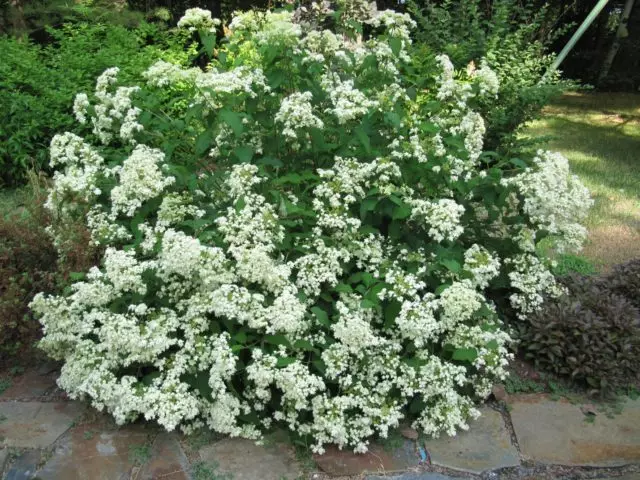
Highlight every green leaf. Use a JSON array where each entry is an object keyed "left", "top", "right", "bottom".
[
  {"left": 360, "top": 298, "right": 377, "bottom": 309},
  {"left": 267, "top": 69, "right": 286, "bottom": 89},
  {"left": 355, "top": 126, "right": 371, "bottom": 153},
  {"left": 265, "top": 334, "right": 289, "bottom": 346},
  {"left": 389, "top": 37, "right": 403, "bottom": 56},
  {"left": 200, "top": 33, "right": 217, "bottom": 55},
  {"left": 360, "top": 197, "right": 378, "bottom": 220},
  {"left": 293, "top": 339, "right": 314, "bottom": 350},
  {"left": 195, "top": 130, "right": 213, "bottom": 156},
  {"left": 384, "top": 300, "right": 401, "bottom": 329},
  {"left": 452, "top": 347, "right": 478, "bottom": 362},
  {"left": 392, "top": 203, "right": 411, "bottom": 220},
  {"left": 220, "top": 109, "right": 244, "bottom": 136},
  {"left": 312, "top": 359, "right": 326, "bottom": 374},
  {"left": 311, "top": 306, "right": 330, "bottom": 326},
  {"left": 233, "top": 145, "right": 254, "bottom": 163},
  {"left": 441, "top": 259, "right": 461, "bottom": 273},
  {"left": 335, "top": 283, "right": 353, "bottom": 293},
  {"left": 384, "top": 111, "right": 401, "bottom": 127},
  {"left": 69, "top": 272, "right": 85, "bottom": 281},
  {"left": 141, "top": 371, "right": 161, "bottom": 386},
  {"left": 257, "top": 156, "right": 283, "bottom": 168},
  {"left": 276, "top": 357, "right": 297, "bottom": 367}
]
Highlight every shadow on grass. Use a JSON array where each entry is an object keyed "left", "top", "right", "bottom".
[{"left": 527, "top": 116, "right": 640, "bottom": 196}]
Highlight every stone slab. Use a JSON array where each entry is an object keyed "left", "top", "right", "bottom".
[
  {"left": 422, "top": 406, "right": 519, "bottom": 474},
  {"left": 35, "top": 424, "right": 150, "bottom": 480},
  {"left": 0, "top": 402, "right": 85, "bottom": 448},
  {"left": 314, "top": 440, "right": 422, "bottom": 476},
  {"left": 139, "top": 432, "right": 190, "bottom": 480},
  {"left": 366, "top": 474, "right": 466, "bottom": 480},
  {"left": 594, "top": 475, "right": 640, "bottom": 480},
  {"left": 0, "top": 448, "right": 8, "bottom": 473},
  {"left": 200, "top": 437, "right": 303, "bottom": 480},
  {"left": 0, "top": 370, "right": 58, "bottom": 400},
  {"left": 5, "top": 449, "right": 41, "bottom": 480},
  {"left": 509, "top": 394, "right": 640, "bottom": 466}
]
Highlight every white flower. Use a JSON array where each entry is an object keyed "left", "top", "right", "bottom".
[
  {"left": 503, "top": 150, "right": 592, "bottom": 252},
  {"left": 409, "top": 198, "right": 465, "bottom": 242},
  {"left": 177, "top": 7, "right": 221, "bottom": 32},
  {"left": 275, "top": 91, "right": 324, "bottom": 140},
  {"left": 73, "top": 93, "right": 90, "bottom": 124},
  {"left": 111, "top": 144, "right": 175, "bottom": 217}
]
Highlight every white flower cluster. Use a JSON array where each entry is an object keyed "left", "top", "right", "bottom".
[
  {"left": 409, "top": 198, "right": 465, "bottom": 242},
  {"left": 464, "top": 244, "right": 501, "bottom": 289},
  {"left": 34, "top": 7, "right": 590, "bottom": 455},
  {"left": 177, "top": 7, "right": 221, "bottom": 32},
  {"left": 503, "top": 150, "right": 592, "bottom": 252},
  {"left": 275, "top": 91, "right": 324, "bottom": 141}
]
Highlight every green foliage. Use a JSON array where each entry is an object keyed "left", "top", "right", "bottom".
[
  {"left": 407, "top": 0, "right": 574, "bottom": 150},
  {"left": 0, "top": 377, "right": 11, "bottom": 395},
  {"left": 551, "top": 254, "right": 597, "bottom": 277},
  {"left": 517, "top": 274, "right": 640, "bottom": 396},
  {"left": 128, "top": 443, "right": 152, "bottom": 465},
  {"left": 503, "top": 375, "right": 545, "bottom": 394},
  {"left": 191, "top": 461, "right": 232, "bottom": 480},
  {"left": 0, "top": 20, "right": 191, "bottom": 186}
]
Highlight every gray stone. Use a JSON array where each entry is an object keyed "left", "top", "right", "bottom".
[
  {"left": 0, "top": 370, "right": 58, "bottom": 400},
  {"left": 509, "top": 394, "right": 640, "bottom": 466},
  {"left": 0, "top": 448, "right": 8, "bottom": 473},
  {"left": 5, "top": 450, "right": 41, "bottom": 480},
  {"left": 139, "top": 432, "right": 190, "bottom": 480},
  {"left": 400, "top": 427, "right": 419, "bottom": 440},
  {"left": 0, "top": 402, "right": 85, "bottom": 448},
  {"left": 313, "top": 440, "right": 421, "bottom": 476},
  {"left": 422, "top": 406, "right": 519, "bottom": 474},
  {"left": 200, "top": 437, "right": 303, "bottom": 480},
  {"left": 35, "top": 423, "right": 151, "bottom": 480},
  {"left": 366, "top": 474, "right": 466, "bottom": 480},
  {"left": 593, "top": 475, "right": 640, "bottom": 480}
]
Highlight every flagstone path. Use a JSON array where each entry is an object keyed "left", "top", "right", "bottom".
[{"left": 1, "top": 369, "right": 640, "bottom": 479}]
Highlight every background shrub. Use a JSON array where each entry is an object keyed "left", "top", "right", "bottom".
[
  {"left": 0, "top": 174, "right": 99, "bottom": 365},
  {"left": 517, "top": 273, "right": 640, "bottom": 395},
  {"left": 0, "top": 175, "right": 57, "bottom": 363},
  {"left": 0, "top": 20, "right": 191, "bottom": 186},
  {"left": 407, "top": 0, "right": 574, "bottom": 151}
]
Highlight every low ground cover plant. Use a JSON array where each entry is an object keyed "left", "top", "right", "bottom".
[
  {"left": 518, "top": 272, "right": 640, "bottom": 395},
  {"left": 31, "top": 5, "right": 591, "bottom": 452}
]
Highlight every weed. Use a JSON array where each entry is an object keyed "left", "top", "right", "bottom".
[
  {"left": 83, "top": 430, "right": 94, "bottom": 440},
  {"left": 191, "top": 461, "right": 233, "bottom": 480},
  {"left": 0, "top": 378, "right": 11, "bottom": 395},
  {"left": 187, "top": 428, "right": 222, "bottom": 451},
  {"left": 9, "top": 366, "right": 24, "bottom": 376},
  {"left": 504, "top": 375, "right": 545, "bottom": 395},
  {"left": 128, "top": 443, "right": 152, "bottom": 465},
  {"left": 380, "top": 428, "right": 405, "bottom": 452}
]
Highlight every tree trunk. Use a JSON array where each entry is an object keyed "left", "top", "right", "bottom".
[
  {"left": 9, "top": 0, "right": 27, "bottom": 36},
  {"left": 598, "top": 0, "right": 637, "bottom": 84}
]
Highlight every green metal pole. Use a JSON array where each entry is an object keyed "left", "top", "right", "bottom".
[{"left": 547, "top": 0, "right": 611, "bottom": 74}]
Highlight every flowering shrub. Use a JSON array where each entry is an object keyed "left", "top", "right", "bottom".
[{"left": 31, "top": 6, "right": 591, "bottom": 453}]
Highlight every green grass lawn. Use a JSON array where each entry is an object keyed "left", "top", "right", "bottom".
[{"left": 525, "top": 92, "right": 640, "bottom": 270}]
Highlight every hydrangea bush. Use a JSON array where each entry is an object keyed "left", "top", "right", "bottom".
[{"left": 31, "top": 6, "right": 591, "bottom": 453}]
